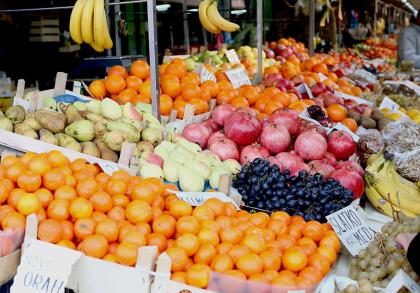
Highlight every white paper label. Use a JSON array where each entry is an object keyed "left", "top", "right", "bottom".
[
  {"left": 328, "top": 122, "right": 360, "bottom": 142},
  {"left": 334, "top": 91, "right": 374, "bottom": 107},
  {"left": 225, "top": 49, "right": 240, "bottom": 64},
  {"left": 13, "top": 97, "right": 32, "bottom": 112},
  {"left": 379, "top": 96, "right": 400, "bottom": 113},
  {"left": 296, "top": 83, "right": 314, "bottom": 99},
  {"left": 318, "top": 73, "right": 328, "bottom": 81},
  {"left": 326, "top": 204, "right": 376, "bottom": 256},
  {"left": 11, "top": 238, "right": 82, "bottom": 293},
  {"left": 354, "top": 69, "right": 377, "bottom": 83},
  {"left": 199, "top": 65, "right": 217, "bottom": 83},
  {"left": 225, "top": 68, "right": 251, "bottom": 89},
  {"left": 386, "top": 270, "right": 420, "bottom": 293},
  {"left": 168, "top": 190, "right": 239, "bottom": 210}
]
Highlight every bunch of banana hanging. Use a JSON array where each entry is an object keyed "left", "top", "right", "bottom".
[
  {"left": 69, "top": 0, "right": 113, "bottom": 52},
  {"left": 199, "top": 0, "right": 240, "bottom": 34},
  {"left": 364, "top": 153, "right": 420, "bottom": 218}
]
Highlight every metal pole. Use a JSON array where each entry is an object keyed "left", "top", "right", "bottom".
[
  {"left": 183, "top": 0, "right": 191, "bottom": 54},
  {"left": 114, "top": 0, "right": 122, "bottom": 57},
  {"left": 373, "top": 0, "right": 377, "bottom": 39},
  {"left": 105, "top": 0, "right": 112, "bottom": 56},
  {"left": 256, "top": 0, "right": 263, "bottom": 83},
  {"left": 309, "top": 0, "right": 315, "bottom": 56},
  {"left": 147, "top": 0, "right": 160, "bottom": 121}
]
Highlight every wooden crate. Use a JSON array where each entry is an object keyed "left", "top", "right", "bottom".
[{"left": 29, "top": 17, "right": 60, "bottom": 43}]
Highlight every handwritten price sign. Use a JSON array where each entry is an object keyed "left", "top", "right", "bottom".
[{"left": 225, "top": 68, "right": 251, "bottom": 89}]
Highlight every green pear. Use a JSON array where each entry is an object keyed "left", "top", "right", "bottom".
[
  {"left": 135, "top": 103, "right": 152, "bottom": 115},
  {"left": 185, "top": 58, "right": 196, "bottom": 72},
  {"left": 169, "top": 149, "right": 188, "bottom": 165},
  {"left": 106, "top": 121, "right": 140, "bottom": 143},
  {"left": 43, "top": 97, "right": 57, "bottom": 111},
  {"left": 203, "top": 150, "right": 222, "bottom": 167},
  {"left": 223, "top": 159, "right": 241, "bottom": 175},
  {"left": 175, "top": 139, "right": 202, "bottom": 153},
  {"left": 175, "top": 145, "right": 195, "bottom": 160},
  {"left": 163, "top": 158, "right": 180, "bottom": 182},
  {"left": 179, "top": 165, "right": 204, "bottom": 192},
  {"left": 86, "top": 100, "right": 101, "bottom": 115},
  {"left": 160, "top": 141, "right": 176, "bottom": 152},
  {"left": 139, "top": 161, "right": 164, "bottom": 180},
  {"left": 65, "top": 120, "right": 95, "bottom": 142},
  {"left": 184, "top": 160, "right": 211, "bottom": 180},
  {"left": 55, "top": 133, "right": 82, "bottom": 152},
  {"left": 209, "top": 166, "right": 230, "bottom": 189},
  {"left": 154, "top": 144, "right": 169, "bottom": 160},
  {"left": 194, "top": 152, "right": 212, "bottom": 168},
  {"left": 73, "top": 101, "right": 88, "bottom": 112}
]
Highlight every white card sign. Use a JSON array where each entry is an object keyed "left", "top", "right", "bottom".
[
  {"left": 318, "top": 73, "right": 328, "bottom": 81},
  {"left": 225, "top": 68, "right": 251, "bottom": 89},
  {"left": 225, "top": 49, "right": 240, "bottom": 64},
  {"left": 326, "top": 204, "right": 376, "bottom": 256},
  {"left": 168, "top": 190, "right": 239, "bottom": 210},
  {"left": 379, "top": 96, "right": 400, "bottom": 113},
  {"left": 11, "top": 238, "right": 82, "bottom": 293},
  {"left": 328, "top": 122, "right": 360, "bottom": 142},
  {"left": 198, "top": 65, "right": 217, "bottom": 83},
  {"left": 296, "top": 83, "right": 314, "bottom": 99},
  {"left": 386, "top": 270, "right": 420, "bottom": 293}
]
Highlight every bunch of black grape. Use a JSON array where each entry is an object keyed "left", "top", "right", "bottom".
[{"left": 233, "top": 158, "right": 353, "bottom": 222}]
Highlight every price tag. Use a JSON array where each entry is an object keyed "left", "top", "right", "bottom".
[
  {"left": 168, "top": 190, "right": 239, "bottom": 210},
  {"left": 11, "top": 238, "right": 82, "bottom": 293},
  {"left": 225, "top": 49, "right": 240, "bottom": 64},
  {"left": 379, "top": 96, "right": 400, "bottom": 113},
  {"left": 334, "top": 91, "right": 374, "bottom": 107},
  {"left": 97, "top": 161, "right": 120, "bottom": 176},
  {"left": 386, "top": 270, "right": 420, "bottom": 293},
  {"left": 198, "top": 65, "right": 217, "bottom": 83},
  {"left": 225, "top": 68, "right": 251, "bottom": 89},
  {"left": 328, "top": 122, "right": 360, "bottom": 142},
  {"left": 326, "top": 204, "right": 376, "bottom": 256},
  {"left": 318, "top": 73, "right": 328, "bottom": 81},
  {"left": 296, "top": 83, "right": 314, "bottom": 99}
]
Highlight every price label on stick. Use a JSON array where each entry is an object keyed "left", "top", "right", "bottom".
[
  {"left": 225, "top": 49, "right": 240, "bottom": 64},
  {"left": 199, "top": 65, "right": 217, "bottom": 83},
  {"left": 326, "top": 204, "right": 376, "bottom": 256},
  {"left": 379, "top": 97, "right": 400, "bottom": 113},
  {"left": 386, "top": 269, "right": 420, "bottom": 293},
  {"left": 225, "top": 68, "right": 251, "bottom": 89}
]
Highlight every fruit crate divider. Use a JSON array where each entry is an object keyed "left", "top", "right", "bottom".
[
  {"left": 218, "top": 174, "right": 242, "bottom": 208},
  {"left": 118, "top": 142, "right": 136, "bottom": 167},
  {"left": 1, "top": 150, "right": 17, "bottom": 162},
  {"left": 168, "top": 109, "right": 177, "bottom": 123},
  {"left": 53, "top": 72, "right": 68, "bottom": 97}
]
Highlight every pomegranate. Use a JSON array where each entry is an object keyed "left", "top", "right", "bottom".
[
  {"left": 311, "top": 83, "right": 327, "bottom": 97},
  {"left": 294, "top": 131, "right": 327, "bottom": 160},
  {"left": 224, "top": 111, "right": 262, "bottom": 145},
  {"left": 323, "top": 152, "right": 337, "bottom": 167},
  {"left": 203, "top": 118, "right": 220, "bottom": 133},
  {"left": 335, "top": 161, "right": 364, "bottom": 177},
  {"left": 209, "top": 138, "right": 239, "bottom": 161},
  {"left": 330, "top": 169, "right": 364, "bottom": 199},
  {"left": 299, "top": 120, "right": 327, "bottom": 138},
  {"left": 274, "top": 151, "right": 304, "bottom": 171},
  {"left": 268, "top": 108, "right": 300, "bottom": 136},
  {"left": 240, "top": 144, "right": 270, "bottom": 165},
  {"left": 308, "top": 160, "right": 334, "bottom": 178},
  {"left": 289, "top": 162, "right": 310, "bottom": 177},
  {"left": 207, "top": 130, "right": 226, "bottom": 147},
  {"left": 263, "top": 73, "right": 283, "bottom": 87},
  {"left": 182, "top": 122, "right": 211, "bottom": 149},
  {"left": 268, "top": 156, "right": 282, "bottom": 169},
  {"left": 211, "top": 104, "right": 236, "bottom": 126},
  {"left": 260, "top": 123, "right": 291, "bottom": 154},
  {"left": 327, "top": 130, "right": 356, "bottom": 160}
]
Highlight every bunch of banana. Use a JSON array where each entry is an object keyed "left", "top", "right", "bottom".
[
  {"left": 199, "top": 0, "right": 240, "bottom": 33},
  {"left": 364, "top": 153, "right": 420, "bottom": 218},
  {"left": 69, "top": 0, "right": 113, "bottom": 52}
]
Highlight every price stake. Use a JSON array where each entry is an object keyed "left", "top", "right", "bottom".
[
  {"left": 326, "top": 204, "right": 376, "bottom": 256},
  {"left": 225, "top": 49, "right": 240, "bottom": 64},
  {"left": 11, "top": 238, "right": 82, "bottom": 293},
  {"left": 225, "top": 68, "right": 251, "bottom": 89},
  {"left": 386, "top": 270, "right": 420, "bottom": 293},
  {"left": 318, "top": 73, "right": 328, "bottom": 81},
  {"left": 168, "top": 190, "right": 239, "bottom": 210},
  {"left": 379, "top": 97, "right": 400, "bottom": 113},
  {"left": 198, "top": 65, "right": 217, "bottom": 83},
  {"left": 296, "top": 83, "right": 314, "bottom": 99}
]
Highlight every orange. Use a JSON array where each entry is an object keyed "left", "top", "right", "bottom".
[
  {"left": 288, "top": 222, "right": 304, "bottom": 240},
  {"left": 242, "top": 234, "right": 266, "bottom": 254},
  {"left": 272, "top": 270, "right": 297, "bottom": 287},
  {"left": 131, "top": 181, "right": 156, "bottom": 203},
  {"left": 211, "top": 254, "right": 234, "bottom": 273},
  {"left": 80, "top": 234, "right": 109, "bottom": 259},
  {"left": 312, "top": 63, "right": 328, "bottom": 75},
  {"left": 17, "top": 193, "right": 41, "bottom": 215},
  {"left": 201, "top": 80, "right": 219, "bottom": 97},
  {"left": 308, "top": 253, "right": 330, "bottom": 275},
  {"left": 215, "top": 215, "right": 232, "bottom": 230},
  {"left": 57, "top": 239, "right": 76, "bottom": 250},
  {"left": 298, "top": 266, "right": 323, "bottom": 285},
  {"left": 236, "top": 253, "right": 263, "bottom": 277},
  {"left": 171, "top": 271, "right": 187, "bottom": 283},
  {"left": 181, "top": 83, "right": 201, "bottom": 101},
  {"left": 249, "top": 212, "right": 270, "bottom": 228},
  {"left": 297, "top": 237, "right": 317, "bottom": 248},
  {"left": 341, "top": 117, "right": 358, "bottom": 132},
  {"left": 220, "top": 227, "right": 243, "bottom": 244},
  {"left": 112, "top": 194, "right": 129, "bottom": 208},
  {"left": 327, "top": 104, "right": 347, "bottom": 122},
  {"left": 131, "top": 60, "right": 150, "bottom": 80},
  {"left": 47, "top": 151, "right": 69, "bottom": 167},
  {"left": 107, "top": 206, "right": 125, "bottom": 222},
  {"left": 181, "top": 72, "right": 200, "bottom": 85},
  {"left": 319, "top": 234, "right": 340, "bottom": 252},
  {"left": 230, "top": 96, "right": 249, "bottom": 108},
  {"left": 90, "top": 191, "right": 113, "bottom": 213},
  {"left": 69, "top": 197, "right": 93, "bottom": 219},
  {"left": 138, "top": 81, "right": 151, "bottom": 98},
  {"left": 169, "top": 200, "right": 192, "bottom": 218},
  {"left": 216, "top": 242, "right": 234, "bottom": 255},
  {"left": 95, "top": 219, "right": 119, "bottom": 242},
  {"left": 161, "top": 79, "right": 181, "bottom": 98},
  {"left": 103, "top": 253, "right": 117, "bottom": 262},
  {"left": 197, "top": 227, "right": 219, "bottom": 246},
  {"left": 166, "top": 247, "right": 189, "bottom": 272},
  {"left": 159, "top": 94, "right": 173, "bottom": 116},
  {"left": 95, "top": 172, "right": 110, "bottom": 185},
  {"left": 35, "top": 208, "right": 47, "bottom": 222},
  {"left": 165, "top": 63, "right": 186, "bottom": 79},
  {"left": 17, "top": 170, "right": 41, "bottom": 192},
  {"left": 47, "top": 199, "right": 69, "bottom": 220},
  {"left": 302, "top": 220, "right": 324, "bottom": 241},
  {"left": 38, "top": 219, "right": 63, "bottom": 243},
  {"left": 282, "top": 247, "right": 307, "bottom": 272},
  {"left": 351, "top": 86, "right": 363, "bottom": 96},
  {"left": 74, "top": 218, "right": 96, "bottom": 240},
  {"left": 105, "top": 75, "right": 126, "bottom": 94},
  {"left": 193, "top": 243, "right": 217, "bottom": 265},
  {"left": 7, "top": 188, "right": 25, "bottom": 208},
  {"left": 152, "top": 214, "right": 176, "bottom": 238},
  {"left": 146, "top": 232, "right": 167, "bottom": 253},
  {"left": 173, "top": 99, "right": 186, "bottom": 119},
  {"left": 76, "top": 178, "right": 98, "bottom": 199},
  {"left": 125, "top": 200, "right": 152, "bottom": 224},
  {"left": 1, "top": 211, "right": 25, "bottom": 230},
  {"left": 316, "top": 246, "right": 337, "bottom": 265},
  {"left": 88, "top": 80, "right": 107, "bottom": 99},
  {"left": 192, "top": 205, "right": 214, "bottom": 222},
  {"left": 108, "top": 65, "right": 128, "bottom": 79},
  {"left": 242, "top": 87, "right": 259, "bottom": 105},
  {"left": 126, "top": 75, "right": 143, "bottom": 92},
  {"left": 216, "top": 90, "right": 234, "bottom": 105},
  {"left": 116, "top": 88, "right": 137, "bottom": 104},
  {"left": 268, "top": 219, "right": 288, "bottom": 236},
  {"left": 203, "top": 198, "right": 225, "bottom": 217},
  {"left": 176, "top": 233, "right": 199, "bottom": 256},
  {"left": 28, "top": 156, "right": 52, "bottom": 176},
  {"left": 116, "top": 242, "right": 138, "bottom": 266},
  {"left": 260, "top": 248, "right": 282, "bottom": 270},
  {"left": 6, "top": 162, "right": 26, "bottom": 182},
  {"left": 43, "top": 169, "right": 66, "bottom": 191},
  {"left": 264, "top": 100, "right": 283, "bottom": 115},
  {"left": 54, "top": 185, "right": 77, "bottom": 201},
  {"left": 186, "top": 264, "right": 211, "bottom": 289},
  {"left": 122, "top": 229, "right": 146, "bottom": 246},
  {"left": 228, "top": 245, "right": 250, "bottom": 263},
  {"left": 0, "top": 205, "right": 15, "bottom": 223},
  {"left": 60, "top": 220, "right": 74, "bottom": 240},
  {"left": 299, "top": 244, "right": 317, "bottom": 256},
  {"left": 176, "top": 216, "right": 200, "bottom": 235}
]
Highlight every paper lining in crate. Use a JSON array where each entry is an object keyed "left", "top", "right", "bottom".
[
  {"left": 11, "top": 215, "right": 157, "bottom": 293},
  {"left": 29, "top": 16, "right": 60, "bottom": 43}
]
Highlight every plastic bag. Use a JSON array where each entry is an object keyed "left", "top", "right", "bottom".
[
  {"left": 356, "top": 127, "right": 385, "bottom": 162},
  {"left": 382, "top": 120, "right": 420, "bottom": 154},
  {"left": 0, "top": 227, "right": 24, "bottom": 257},
  {"left": 393, "top": 148, "right": 420, "bottom": 182}
]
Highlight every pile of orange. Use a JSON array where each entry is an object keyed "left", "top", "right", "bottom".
[{"left": 0, "top": 150, "right": 340, "bottom": 290}]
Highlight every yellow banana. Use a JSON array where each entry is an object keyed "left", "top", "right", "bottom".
[
  {"left": 81, "top": 0, "right": 95, "bottom": 44},
  {"left": 207, "top": 0, "right": 240, "bottom": 32},
  {"left": 365, "top": 181, "right": 416, "bottom": 218},
  {"left": 90, "top": 42, "right": 104, "bottom": 52},
  {"left": 387, "top": 161, "right": 420, "bottom": 201},
  {"left": 102, "top": 10, "right": 113, "bottom": 49},
  {"left": 69, "top": 0, "right": 85, "bottom": 44},
  {"left": 366, "top": 153, "right": 385, "bottom": 168},
  {"left": 93, "top": 0, "right": 106, "bottom": 47},
  {"left": 199, "top": 0, "right": 221, "bottom": 34}
]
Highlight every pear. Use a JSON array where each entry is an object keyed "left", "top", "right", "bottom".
[
  {"left": 0, "top": 110, "right": 5, "bottom": 118},
  {"left": 142, "top": 113, "right": 161, "bottom": 128},
  {"left": 118, "top": 117, "right": 145, "bottom": 132},
  {"left": 35, "top": 110, "right": 66, "bottom": 134},
  {"left": 202, "top": 150, "right": 222, "bottom": 167},
  {"left": 175, "top": 139, "right": 202, "bottom": 153},
  {"left": 86, "top": 100, "right": 101, "bottom": 115},
  {"left": 209, "top": 166, "right": 230, "bottom": 189},
  {"left": 106, "top": 121, "right": 140, "bottom": 143},
  {"left": 94, "top": 120, "right": 108, "bottom": 138},
  {"left": 154, "top": 144, "right": 169, "bottom": 160},
  {"left": 64, "top": 104, "right": 83, "bottom": 124},
  {"left": 56, "top": 133, "right": 82, "bottom": 152},
  {"left": 141, "top": 127, "right": 163, "bottom": 146},
  {"left": 81, "top": 112, "right": 108, "bottom": 124},
  {"left": 22, "top": 113, "right": 42, "bottom": 131},
  {"left": 81, "top": 142, "right": 100, "bottom": 158},
  {"left": 194, "top": 152, "right": 212, "bottom": 168},
  {"left": 6, "top": 105, "right": 25, "bottom": 124},
  {"left": 169, "top": 149, "right": 188, "bottom": 165},
  {"left": 65, "top": 120, "right": 95, "bottom": 142},
  {"left": 73, "top": 101, "right": 88, "bottom": 112},
  {"left": 160, "top": 141, "right": 176, "bottom": 152},
  {"left": 14, "top": 123, "right": 37, "bottom": 139},
  {"left": 43, "top": 97, "right": 57, "bottom": 111},
  {"left": 163, "top": 158, "right": 180, "bottom": 182},
  {"left": 133, "top": 141, "right": 154, "bottom": 158},
  {"left": 0, "top": 117, "right": 13, "bottom": 132},
  {"left": 184, "top": 160, "right": 211, "bottom": 179},
  {"left": 39, "top": 129, "right": 58, "bottom": 145},
  {"left": 179, "top": 165, "right": 204, "bottom": 192},
  {"left": 223, "top": 159, "right": 241, "bottom": 175},
  {"left": 103, "top": 130, "right": 127, "bottom": 151},
  {"left": 135, "top": 103, "right": 152, "bottom": 115},
  {"left": 175, "top": 146, "right": 195, "bottom": 160},
  {"left": 139, "top": 161, "right": 164, "bottom": 180},
  {"left": 122, "top": 102, "right": 142, "bottom": 121},
  {"left": 94, "top": 138, "right": 118, "bottom": 162},
  {"left": 101, "top": 98, "right": 122, "bottom": 120}
]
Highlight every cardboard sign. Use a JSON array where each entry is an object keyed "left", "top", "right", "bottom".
[
  {"left": 328, "top": 122, "right": 360, "bottom": 142},
  {"left": 326, "top": 204, "right": 376, "bottom": 256},
  {"left": 11, "top": 238, "right": 82, "bottom": 293},
  {"left": 379, "top": 96, "right": 400, "bottom": 113},
  {"left": 225, "top": 68, "right": 251, "bottom": 89},
  {"left": 198, "top": 65, "right": 217, "bottom": 83},
  {"left": 225, "top": 49, "right": 240, "bottom": 64},
  {"left": 168, "top": 190, "right": 240, "bottom": 210},
  {"left": 334, "top": 90, "right": 374, "bottom": 107},
  {"left": 386, "top": 270, "right": 420, "bottom": 293},
  {"left": 296, "top": 83, "right": 314, "bottom": 99}
]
